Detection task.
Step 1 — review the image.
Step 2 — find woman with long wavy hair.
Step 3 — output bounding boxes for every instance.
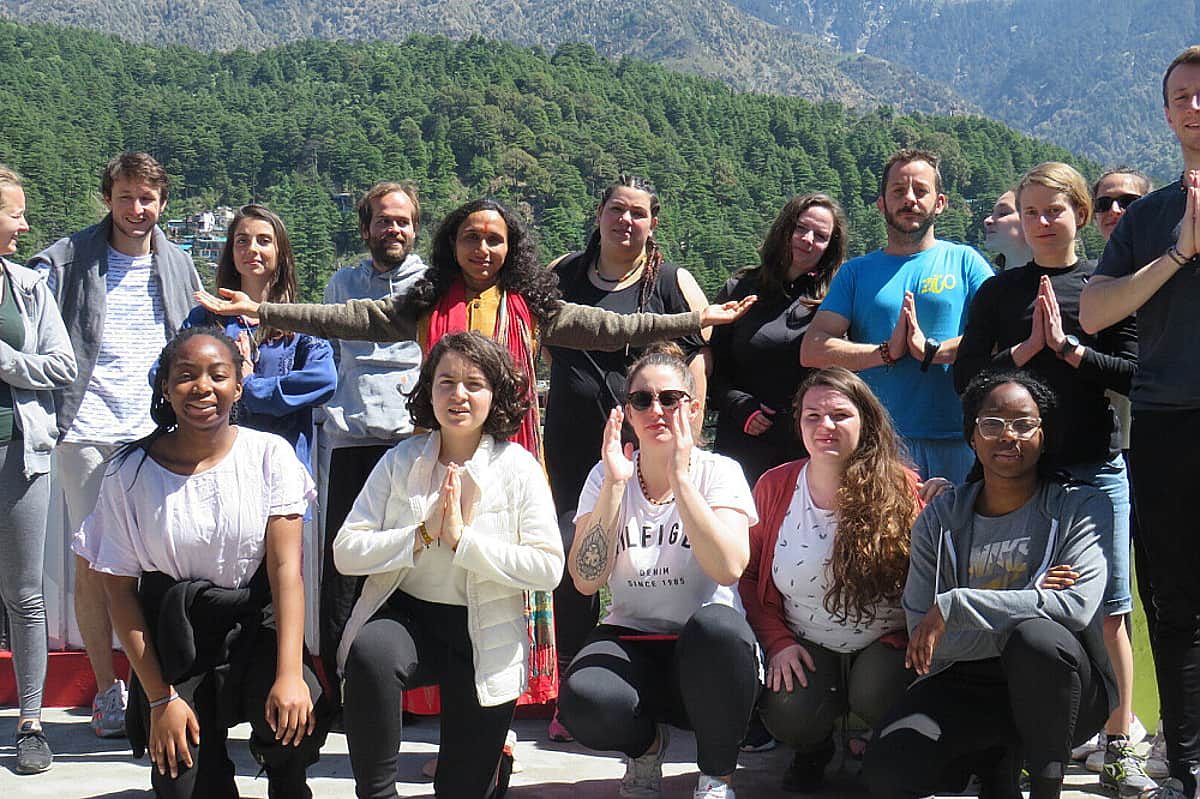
[711,194,848,484]
[739,367,930,793]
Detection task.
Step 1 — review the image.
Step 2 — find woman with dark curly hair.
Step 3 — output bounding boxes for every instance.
[333,332,563,798]
[710,193,849,484]
[864,369,1114,799]
[738,367,929,792]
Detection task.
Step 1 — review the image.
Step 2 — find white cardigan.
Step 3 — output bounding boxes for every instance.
[333,432,564,706]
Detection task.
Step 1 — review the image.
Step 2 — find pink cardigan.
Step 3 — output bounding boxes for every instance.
[738,459,921,660]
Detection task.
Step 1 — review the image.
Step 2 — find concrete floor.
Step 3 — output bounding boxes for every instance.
[0,707,1111,798]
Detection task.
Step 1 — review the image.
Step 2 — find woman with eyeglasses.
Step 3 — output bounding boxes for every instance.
[955,162,1148,795]
[709,194,849,485]
[864,369,1115,799]
[557,343,759,799]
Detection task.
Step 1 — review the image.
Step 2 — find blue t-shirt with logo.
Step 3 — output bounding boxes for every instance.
[819,240,993,439]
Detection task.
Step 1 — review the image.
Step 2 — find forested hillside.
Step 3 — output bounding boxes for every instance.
[0,22,1093,300]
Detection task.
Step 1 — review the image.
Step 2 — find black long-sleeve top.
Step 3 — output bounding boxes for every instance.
[954,260,1136,466]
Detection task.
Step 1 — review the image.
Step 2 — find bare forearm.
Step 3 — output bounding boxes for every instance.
[1080,261,1181,333]
[801,332,888,371]
[673,481,749,585]
[569,480,625,595]
[266,519,307,680]
[104,577,171,699]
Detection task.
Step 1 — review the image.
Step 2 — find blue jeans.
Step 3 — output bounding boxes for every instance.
[905,437,975,484]
[1064,453,1132,616]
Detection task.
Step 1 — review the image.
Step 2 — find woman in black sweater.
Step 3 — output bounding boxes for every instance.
[954,161,1148,796]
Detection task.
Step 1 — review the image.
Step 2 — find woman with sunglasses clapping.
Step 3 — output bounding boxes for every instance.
[557,343,759,799]
[954,163,1148,796]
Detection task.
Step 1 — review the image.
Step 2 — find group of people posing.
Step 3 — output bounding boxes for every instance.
[1,42,1199,799]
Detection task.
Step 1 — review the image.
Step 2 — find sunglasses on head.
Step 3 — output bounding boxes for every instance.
[627,389,691,411]
[1095,193,1142,213]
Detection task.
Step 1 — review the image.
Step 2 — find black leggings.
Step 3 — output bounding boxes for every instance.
[342,592,515,799]
[1131,409,1200,791]
[863,618,1108,799]
[320,444,392,695]
[557,603,759,778]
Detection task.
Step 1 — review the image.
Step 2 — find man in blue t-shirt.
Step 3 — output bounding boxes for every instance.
[801,148,993,482]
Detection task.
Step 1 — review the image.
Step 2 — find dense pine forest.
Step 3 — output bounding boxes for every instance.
[0,22,1098,300]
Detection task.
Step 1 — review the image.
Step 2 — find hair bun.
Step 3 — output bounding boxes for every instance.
[640,341,685,361]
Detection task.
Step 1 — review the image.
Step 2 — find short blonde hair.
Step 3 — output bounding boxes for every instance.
[0,165,23,207]
[1017,161,1093,228]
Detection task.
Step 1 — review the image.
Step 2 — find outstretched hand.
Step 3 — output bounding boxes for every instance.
[195,287,261,319]
[699,295,757,327]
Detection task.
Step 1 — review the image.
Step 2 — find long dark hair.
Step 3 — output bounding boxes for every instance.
[113,327,243,476]
[741,193,848,305]
[961,369,1061,483]
[215,204,297,342]
[581,174,664,312]
[405,198,561,321]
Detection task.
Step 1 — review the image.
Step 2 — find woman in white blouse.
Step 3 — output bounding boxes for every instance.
[76,327,326,799]
[333,331,563,799]
[738,367,930,792]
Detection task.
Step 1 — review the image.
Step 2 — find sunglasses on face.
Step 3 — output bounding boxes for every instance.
[1095,194,1143,213]
[627,389,691,411]
[975,416,1042,440]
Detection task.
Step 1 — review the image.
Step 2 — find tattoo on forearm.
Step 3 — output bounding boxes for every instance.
[576,523,610,581]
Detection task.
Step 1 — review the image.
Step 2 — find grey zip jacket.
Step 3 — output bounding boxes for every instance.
[903,479,1117,713]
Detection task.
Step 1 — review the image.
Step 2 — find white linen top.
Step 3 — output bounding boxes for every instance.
[74,427,315,588]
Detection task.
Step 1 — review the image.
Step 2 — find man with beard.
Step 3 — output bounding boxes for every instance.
[801,149,993,483]
[30,152,201,738]
[315,181,427,691]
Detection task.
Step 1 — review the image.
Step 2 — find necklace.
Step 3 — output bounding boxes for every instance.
[636,455,683,506]
[594,255,645,285]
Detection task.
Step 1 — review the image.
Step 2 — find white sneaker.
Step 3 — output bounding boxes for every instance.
[1130,715,1149,746]
[694,775,736,799]
[620,724,670,799]
[1073,731,1105,762]
[1089,719,1152,772]
[91,679,128,739]
[1146,721,1169,780]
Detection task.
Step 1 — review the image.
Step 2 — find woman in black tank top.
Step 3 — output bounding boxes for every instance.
[541,175,707,739]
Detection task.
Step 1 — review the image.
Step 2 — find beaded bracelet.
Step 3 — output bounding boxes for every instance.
[879,341,896,367]
[149,691,179,709]
[418,522,434,548]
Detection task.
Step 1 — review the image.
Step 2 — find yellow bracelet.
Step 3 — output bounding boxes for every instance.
[418,522,434,547]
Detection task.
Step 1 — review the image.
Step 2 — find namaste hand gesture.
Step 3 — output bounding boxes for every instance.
[1178,169,1200,260]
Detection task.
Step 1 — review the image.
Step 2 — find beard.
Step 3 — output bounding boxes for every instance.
[883,204,936,242]
[368,234,412,269]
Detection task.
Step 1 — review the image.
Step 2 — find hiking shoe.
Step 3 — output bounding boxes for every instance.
[1101,736,1157,797]
[1138,778,1190,799]
[620,724,669,799]
[1075,731,1106,762]
[1146,722,1169,779]
[694,775,735,799]
[781,737,835,793]
[91,679,128,738]
[739,712,777,753]
[15,720,53,774]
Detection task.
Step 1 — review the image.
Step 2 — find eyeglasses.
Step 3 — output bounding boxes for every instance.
[627,389,691,411]
[1095,193,1143,213]
[975,416,1042,440]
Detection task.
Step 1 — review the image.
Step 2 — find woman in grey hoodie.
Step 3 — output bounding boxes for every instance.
[864,370,1115,799]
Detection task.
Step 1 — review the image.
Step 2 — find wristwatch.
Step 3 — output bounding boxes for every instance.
[1058,334,1081,359]
[920,338,940,372]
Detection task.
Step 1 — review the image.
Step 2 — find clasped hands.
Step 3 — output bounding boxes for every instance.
[884,292,934,363]
[422,463,466,550]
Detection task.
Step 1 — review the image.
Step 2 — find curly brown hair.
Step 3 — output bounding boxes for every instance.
[407,332,530,441]
[793,367,919,624]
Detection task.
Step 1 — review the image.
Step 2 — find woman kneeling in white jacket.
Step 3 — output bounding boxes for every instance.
[333,331,564,799]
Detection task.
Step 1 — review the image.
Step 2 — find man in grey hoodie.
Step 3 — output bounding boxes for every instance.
[864,370,1115,799]
[30,152,202,739]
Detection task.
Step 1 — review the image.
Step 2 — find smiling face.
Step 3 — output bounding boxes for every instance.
[877,159,946,240]
[788,204,835,280]
[1165,61,1200,157]
[1018,183,1085,264]
[364,190,417,270]
[454,210,508,291]
[798,385,862,468]
[624,363,698,446]
[104,176,164,251]
[163,335,242,433]
[597,185,657,257]
[431,349,494,438]
[1093,173,1147,242]
[0,185,29,257]
[972,382,1044,483]
[231,217,278,285]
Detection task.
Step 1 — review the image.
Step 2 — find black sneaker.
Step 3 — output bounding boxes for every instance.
[15,721,52,774]
[781,737,835,793]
